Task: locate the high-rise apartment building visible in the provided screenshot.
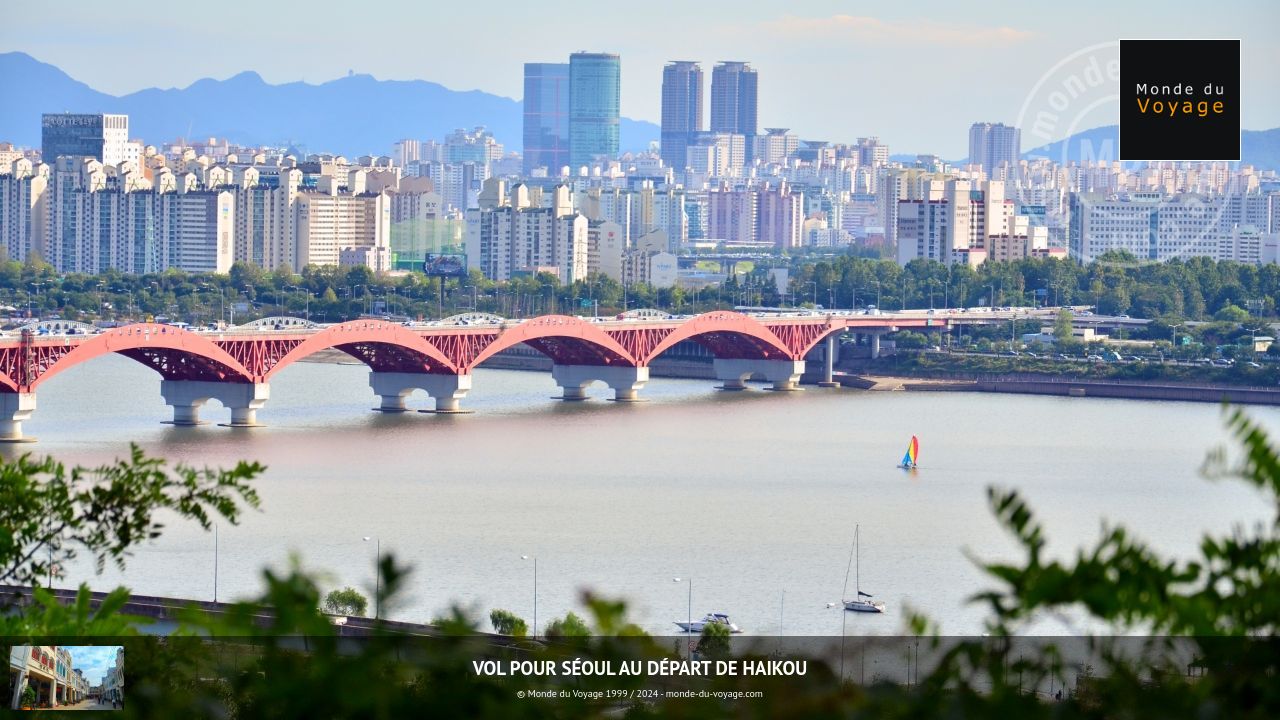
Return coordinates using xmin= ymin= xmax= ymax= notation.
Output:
xmin=660 ymin=61 xmax=703 ymax=172
xmin=968 ymin=122 xmax=1021 ymax=175
xmin=0 ymin=159 xmax=50 ymax=263
xmin=568 ymin=52 xmax=621 ymax=169
xmin=294 ymin=187 xmax=391 ymax=271
xmin=41 ymin=113 xmax=130 ymax=165
xmin=465 ymin=179 xmax=588 ymax=283
xmin=523 ymin=63 xmax=571 ymax=175
xmin=710 ymin=62 xmax=758 ymax=165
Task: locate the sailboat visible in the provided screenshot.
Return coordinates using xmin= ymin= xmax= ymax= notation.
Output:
xmin=899 ymin=435 xmax=919 ymax=469
xmin=842 ymin=524 xmax=886 ymax=614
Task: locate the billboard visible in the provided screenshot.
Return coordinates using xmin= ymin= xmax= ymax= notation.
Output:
xmin=423 ymin=253 xmax=468 ymax=277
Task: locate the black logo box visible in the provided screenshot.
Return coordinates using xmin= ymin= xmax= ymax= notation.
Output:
xmin=1119 ymin=39 xmax=1240 ymax=161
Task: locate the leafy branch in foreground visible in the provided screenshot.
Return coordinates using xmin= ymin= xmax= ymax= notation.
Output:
xmin=974 ymin=405 xmax=1279 ymax=636
xmin=0 ymin=443 xmax=263 ymax=589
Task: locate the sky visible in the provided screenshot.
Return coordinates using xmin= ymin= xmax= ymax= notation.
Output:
xmin=3 ymin=0 xmax=1278 ymax=157
xmin=62 ymin=645 xmax=119 ymax=686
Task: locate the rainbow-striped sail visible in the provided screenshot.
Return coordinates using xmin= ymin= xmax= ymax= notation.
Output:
xmin=900 ymin=435 xmax=919 ymax=468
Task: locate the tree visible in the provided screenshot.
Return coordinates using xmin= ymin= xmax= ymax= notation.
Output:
xmin=544 ymin=611 xmax=590 ymax=638
xmin=1214 ymin=303 xmax=1249 ymax=323
xmin=488 ymin=608 xmax=528 ymax=637
xmin=0 ymin=445 xmax=262 ymax=590
xmin=321 ymin=587 xmax=369 ymax=617
xmin=1053 ymin=308 xmax=1074 ymax=342
xmin=697 ymin=620 xmax=731 ymax=659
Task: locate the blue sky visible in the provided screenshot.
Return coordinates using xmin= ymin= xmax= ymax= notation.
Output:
xmin=4 ymin=0 xmax=1277 ymax=156
xmin=62 ymin=645 xmax=119 ymax=686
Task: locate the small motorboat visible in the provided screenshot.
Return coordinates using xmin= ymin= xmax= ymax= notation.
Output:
xmin=674 ymin=613 xmax=743 ymax=634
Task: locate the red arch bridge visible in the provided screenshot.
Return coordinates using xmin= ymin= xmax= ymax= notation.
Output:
xmin=0 ymin=308 xmax=977 ymax=441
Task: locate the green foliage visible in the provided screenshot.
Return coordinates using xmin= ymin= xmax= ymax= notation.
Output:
xmin=1053 ymin=308 xmax=1074 ymax=341
xmin=1214 ymin=303 xmax=1250 ymax=323
xmin=544 ymin=611 xmax=590 ymax=639
xmin=0 ymin=444 xmax=263 ymax=589
xmin=322 ymin=587 xmax=369 ymax=617
xmin=488 ymin=608 xmax=528 ymax=637
xmin=20 ymin=684 xmax=35 ymax=707
xmin=696 ymin=621 xmax=731 ymax=659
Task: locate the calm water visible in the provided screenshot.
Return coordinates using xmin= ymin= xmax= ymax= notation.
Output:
xmin=7 ymin=354 xmax=1274 ymax=636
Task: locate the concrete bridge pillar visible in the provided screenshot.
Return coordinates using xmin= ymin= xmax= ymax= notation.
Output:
xmin=818 ymin=335 xmax=840 ymax=387
xmin=160 ymin=380 xmax=270 ymax=427
xmin=870 ymin=332 xmax=883 ymax=359
xmin=0 ymin=392 xmax=37 ymax=442
xmin=369 ymin=372 xmax=473 ymax=413
xmin=551 ymin=364 xmax=649 ymax=401
xmin=713 ymin=358 xmax=806 ymax=391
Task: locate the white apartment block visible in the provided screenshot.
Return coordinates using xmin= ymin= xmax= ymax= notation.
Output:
xmin=0 ymin=159 xmax=49 ymax=262
xmin=295 ymin=189 xmax=390 ymax=271
xmin=465 ymin=180 xmax=587 ymax=283
xmin=1069 ymin=191 xmax=1273 ymax=263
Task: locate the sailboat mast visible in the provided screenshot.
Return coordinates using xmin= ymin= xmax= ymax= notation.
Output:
xmin=855 ymin=524 xmax=860 ymax=595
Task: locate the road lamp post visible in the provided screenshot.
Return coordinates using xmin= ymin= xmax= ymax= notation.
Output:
xmin=363 ymin=536 xmax=381 ymax=619
xmin=521 ymin=555 xmax=537 ymax=639
xmin=673 ymin=577 xmax=692 ymax=641
xmin=213 ymin=523 xmax=219 ymax=603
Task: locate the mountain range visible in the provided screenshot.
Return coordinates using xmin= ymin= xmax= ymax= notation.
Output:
xmin=2 ymin=52 xmax=1276 ymax=170
xmin=0 ymin=51 xmax=659 ymax=157
xmin=1022 ymin=125 xmax=1280 ymax=171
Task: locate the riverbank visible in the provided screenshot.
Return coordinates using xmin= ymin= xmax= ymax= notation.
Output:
xmin=299 ymin=348 xmax=1280 ymax=405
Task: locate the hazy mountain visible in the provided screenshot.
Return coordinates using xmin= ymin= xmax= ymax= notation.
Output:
xmin=0 ymin=52 xmax=659 ymax=156
xmin=1023 ymin=124 xmax=1280 ymax=171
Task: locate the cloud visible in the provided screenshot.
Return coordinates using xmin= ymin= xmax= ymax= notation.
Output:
xmin=62 ymin=645 xmax=121 ymax=686
xmin=754 ymin=14 xmax=1034 ymax=48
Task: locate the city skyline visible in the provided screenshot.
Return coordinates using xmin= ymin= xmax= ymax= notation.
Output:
xmin=4 ymin=1 xmax=1278 ymax=158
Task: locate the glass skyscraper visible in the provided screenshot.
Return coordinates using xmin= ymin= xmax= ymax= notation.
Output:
xmin=710 ymin=62 xmax=758 ymax=163
xmin=568 ymin=52 xmax=621 ymax=169
xmin=523 ymin=63 xmax=570 ymax=175
xmin=660 ymin=61 xmax=703 ymax=172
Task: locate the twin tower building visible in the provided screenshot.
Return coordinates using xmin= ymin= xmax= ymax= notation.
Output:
xmin=522 ymin=55 xmax=758 ymax=177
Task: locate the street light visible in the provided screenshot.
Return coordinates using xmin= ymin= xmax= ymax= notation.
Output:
xmin=521 ymin=555 xmax=537 ymax=639
xmin=363 ymin=536 xmax=381 ymax=619
xmin=213 ymin=524 xmax=219 ymax=603
xmin=673 ymin=577 xmax=692 ymax=639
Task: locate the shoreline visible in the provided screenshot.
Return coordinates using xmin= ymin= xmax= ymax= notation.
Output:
xmin=299 ymin=349 xmax=1280 ymax=405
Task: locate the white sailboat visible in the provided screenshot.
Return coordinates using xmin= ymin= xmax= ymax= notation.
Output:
xmin=843 ymin=524 xmax=885 ymax=614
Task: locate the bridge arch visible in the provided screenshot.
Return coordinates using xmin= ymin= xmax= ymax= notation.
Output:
xmin=261 ymin=319 xmax=461 ymax=379
xmin=467 ymin=315 xmax=637 ymax=370
xmin=638 ymin=311 xmax=793 ymax=364
xmin=19 ymin=323 xmax=254 ymax=392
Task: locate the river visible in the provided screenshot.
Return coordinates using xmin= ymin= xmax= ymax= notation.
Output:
xmin=5 ymin=354 xmax=1274 ymax=637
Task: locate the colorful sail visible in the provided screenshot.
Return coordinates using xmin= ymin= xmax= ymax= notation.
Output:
xmin=901 ymin=435 xmax=919 ymax=467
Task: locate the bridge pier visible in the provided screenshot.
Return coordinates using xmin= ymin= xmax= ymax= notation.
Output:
xmin=369 ymin=372 xmax=473 ymax=413
xmin=160 ymin=380 xmax=270 ymax=427
xmin=818 ymin=335 xmax=840 ymax=387
xmin=0 ymin=392 xmax=37 ymax=442
xmin=870 ymin=332 xmax=882 ymax=359
xmin=551 ymin=364 xmax=649 ymax=401
xmin=714 ymin=358 xmax=805 ymax=391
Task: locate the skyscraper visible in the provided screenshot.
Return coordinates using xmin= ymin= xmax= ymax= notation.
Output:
xmin=41 ymin=113 xmax=130 ymax=165
xmin=710 ymin=62 xmax=758 ymax=164
xmin=568 ymin=52 xmax=621 ymax=169
xmin=523 ymin=63 xmax=570 ymax=175
xmin=968 ymin=122 xmax=1021 ymax=175
xmin=660 ymin=61 xmax=703 ymax=172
